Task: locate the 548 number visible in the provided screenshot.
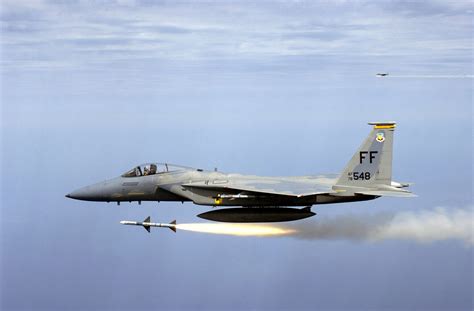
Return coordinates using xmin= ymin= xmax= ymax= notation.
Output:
xmin=351 ymin=172 xmax=371 ymax=180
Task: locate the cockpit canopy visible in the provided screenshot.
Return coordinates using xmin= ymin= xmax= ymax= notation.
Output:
xmin=121 ymin=163 xmax=192 ymax=177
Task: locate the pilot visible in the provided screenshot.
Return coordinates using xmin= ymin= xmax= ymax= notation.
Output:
xmin=149 ymin=164 xmax=157 ymax=175
xmin=143 ymin=166 xmax=150 ymax=176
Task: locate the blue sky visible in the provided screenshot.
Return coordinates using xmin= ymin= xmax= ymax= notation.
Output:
xmin=1 ymin=1 xmax=473 ymax=310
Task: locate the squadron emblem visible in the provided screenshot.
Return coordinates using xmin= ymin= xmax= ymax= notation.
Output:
xmin=376 ymin=132 xmax=385 ymax=142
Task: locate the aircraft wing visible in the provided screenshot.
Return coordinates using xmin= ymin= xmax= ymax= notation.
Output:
xmin=182 ymin=179 xmax=332 ymax=197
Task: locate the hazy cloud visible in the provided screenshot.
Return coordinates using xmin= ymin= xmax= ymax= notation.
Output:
xmin=1 ymin=1 xmax=472 ymax=72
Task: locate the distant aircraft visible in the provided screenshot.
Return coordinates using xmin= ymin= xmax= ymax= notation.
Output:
xmin=66 ymin=122 xmax=414 ymax=225
xmin=376 ymin=73 xmax=389 ymax=77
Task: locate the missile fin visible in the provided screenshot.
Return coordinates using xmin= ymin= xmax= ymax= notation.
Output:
xmin=142 ymin=216 xmax=151 ymax=233
xmin=169 ymin=220 xmax=177 ymax=233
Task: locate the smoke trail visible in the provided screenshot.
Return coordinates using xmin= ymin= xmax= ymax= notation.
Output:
xmin=284 ymin=207 xmax=473 ymax=245
xmin=384 ymin=75 xmax=473 ymax=79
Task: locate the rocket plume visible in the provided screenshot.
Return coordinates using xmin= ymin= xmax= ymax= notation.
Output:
xmin=176 ymin=223 xmax=296 ymax=237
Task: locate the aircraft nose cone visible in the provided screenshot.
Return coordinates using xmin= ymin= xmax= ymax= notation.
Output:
xmin=66 ymin=183 xmax=106 ymax=201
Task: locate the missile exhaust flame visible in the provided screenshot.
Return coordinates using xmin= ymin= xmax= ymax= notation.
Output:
xmin=175 ymin=223 xmax=296 ymax=237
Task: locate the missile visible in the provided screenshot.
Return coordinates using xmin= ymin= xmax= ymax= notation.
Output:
xmin=217 ymin=193 xmax=255 ymax=200
xmin=120 ymin=216 xmax=176 ymax=233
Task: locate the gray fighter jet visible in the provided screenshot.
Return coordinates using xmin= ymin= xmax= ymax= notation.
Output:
xmin=66 ymin=122 xmax=414 ymax=223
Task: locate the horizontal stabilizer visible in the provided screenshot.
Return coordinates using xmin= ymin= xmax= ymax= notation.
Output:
xmin=356 ymin=190 xmax=417 ymax=198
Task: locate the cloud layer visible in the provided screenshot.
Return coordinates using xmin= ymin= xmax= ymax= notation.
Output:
xmin=1 ymin=1 xmax=472 ymax=73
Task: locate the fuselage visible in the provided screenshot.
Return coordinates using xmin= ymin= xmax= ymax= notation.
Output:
xmin=66 ymin=164 xmax=377 ymax=207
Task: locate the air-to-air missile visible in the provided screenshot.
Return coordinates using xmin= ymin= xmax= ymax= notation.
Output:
xmin=120 ymin=216 xmax=176 ymax=232
xmin=197 ymin=207 xmax=316 ymax=223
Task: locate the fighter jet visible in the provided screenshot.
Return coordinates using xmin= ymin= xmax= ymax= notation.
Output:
xmin=66 ymin=122 xmax=414 ymax=223
xmin=376 ymin=73 xmax=389 ymax=77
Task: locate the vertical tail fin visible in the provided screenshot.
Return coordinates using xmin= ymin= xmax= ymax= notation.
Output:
xmin=335 ymin=122 xmax=395 ymax=188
